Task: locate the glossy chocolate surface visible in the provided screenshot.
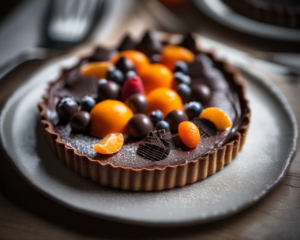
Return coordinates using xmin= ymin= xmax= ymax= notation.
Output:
xmin=44 ymin=35 xmax=249 ymax=169
xmin=70 ymin=111 xmax=91 ymax=133
xmin=190 ymin=84 xmax=211 ymax=106
xmin=125 ymin=93 xmax=148 ymax=114
xmin=164 ymin=110 xmax=189 ymax=133
xmin=127 ymin=114 xmax=154 ymax=139
xmin=97 ymin=80 xmax=120 ymax=102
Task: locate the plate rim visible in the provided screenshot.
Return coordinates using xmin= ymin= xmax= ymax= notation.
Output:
xmin=0 ymin=57 xmax=298 ymax=227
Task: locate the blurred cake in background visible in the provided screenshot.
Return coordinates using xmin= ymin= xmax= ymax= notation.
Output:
xmin=223 ymin=0 xmax=300 ymax=29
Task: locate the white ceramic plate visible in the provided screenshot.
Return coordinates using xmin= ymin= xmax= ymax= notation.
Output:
xmin=0 ymin=55 xmax=297 ymax=227
xmin=193 ymin=0 xmax=300 ymax=42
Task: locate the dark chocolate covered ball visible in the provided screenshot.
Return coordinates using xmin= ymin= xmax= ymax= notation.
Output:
xmin=70 ymin=111 xmax=91 ymax=133
xmin=80 ymin=96 xmax=96 ymax=112
xmin=115 ymin=56 xmax=136 ymax=75
xmin=164 ymin=110 xmax=188 ymax=132
xmin=127 ymin=114 xmax=154 ymax=139
xmin=125 ymin=93 xmax=148 ymax=114
xmin=56 ymin=97 xmax=78 ymax=123
xmin=97 ymin=80 xmax=121 ymax=102
xmin=190 ymin=84 xmax=211 ymax=105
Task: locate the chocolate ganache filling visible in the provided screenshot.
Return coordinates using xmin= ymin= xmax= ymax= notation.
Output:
xmin=43 ymin=33 xmax=249 ymax=169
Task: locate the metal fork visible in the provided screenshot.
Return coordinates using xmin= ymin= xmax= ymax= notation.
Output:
xmin=47 ymin=0 xmax=99 ymax=44
xmin=0 ymin=0 xmax=103 ymax=80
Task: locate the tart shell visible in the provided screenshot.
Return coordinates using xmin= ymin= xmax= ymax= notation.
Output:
xmin=38 ymin=39 xmax=250 ymax=191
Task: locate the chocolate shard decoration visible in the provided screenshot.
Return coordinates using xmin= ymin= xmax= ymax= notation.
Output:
xmin=89 ymin=47 xmax=116 ymax=62
xmin=160 ymin=131 xmax=176 ymax=150
xmin=191 ymin=118 xmax=217 ymax=137
xmin=135 ymin=31 xmax=162 ymax=57
xmin=137 ymin=130 xmax=171 ymax=161
xmin=188 ymin=59 xmax=205 ymax=79
xmin=188 ymin=54 xmax=228 ymax=91
xmin=117 ymin=34 xmax=136 ymax=52
xmin=188 ymin=54 xmax=213 ymax=78
xmin=56 ymin=70 xmax=98 ymax=102
xmin=179 ymin=32 xmax=197 ymax=53
xmin=148 ymin=129 xmax=176 ymax=149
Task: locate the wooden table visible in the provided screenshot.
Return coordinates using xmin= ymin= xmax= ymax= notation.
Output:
xmin=0 ymin=11 xmax=300 ymax=240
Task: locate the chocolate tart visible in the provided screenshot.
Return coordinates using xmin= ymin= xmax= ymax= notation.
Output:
xmin=38 ymin=32 xmax=250 ymax=191
xmin=223 ymin=0 xmax=300 ymax=29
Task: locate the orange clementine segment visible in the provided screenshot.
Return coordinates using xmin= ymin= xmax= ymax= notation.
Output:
xmin=93 ymin=133 xmax=124 ymax=154
xmin=90 ymin=100 xmax=133 ymax=138
xmin=178 ymin=121 xmax=200 ymax=148
xmin=139 ymin=63 xmax=173 ymax=94
xmin=111 ymin=50 xmax=149 ymax=74
xmin=160 ymin=45 xmax=194 ymax=70
xmin=200 ymin=107 xmax=231 ymax=131
xmin=80 ymin=61 xmax=112 ymax=79
xmin=147 ymin=87 xmax=183 ymax=116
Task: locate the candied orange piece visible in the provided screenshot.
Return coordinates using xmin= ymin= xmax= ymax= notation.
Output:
xmin=93 ymin=133 xmax=124 ymax=154
xmin=111 ymin=50 xmax=149 ymax=74
xmin=80 ymin=61 xmax=112 ymax=79
xmin=160 ymin=45 xmax=194 ymax=70
xmin=200 ymin=107 xmax=231 ymax=131
xmin=139 ymin=63 xmax=173 ymax=94
xmin=90 ymin=100 xmax=133 ymax=138
xmin=147 ymin=87 xmax=183 ymax=116
xmin=178 ymin=121 xmax=200 ymax=148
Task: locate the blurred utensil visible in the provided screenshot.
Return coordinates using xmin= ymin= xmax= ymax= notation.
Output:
xmin=0 ymin=0 xmax=104 ymax=80
xmin=45 ymin=0 xmax=102 ymax=48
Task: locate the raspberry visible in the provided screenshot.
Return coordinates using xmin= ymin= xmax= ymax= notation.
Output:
xmin=121 ymin=76 xmax=145 ymax=102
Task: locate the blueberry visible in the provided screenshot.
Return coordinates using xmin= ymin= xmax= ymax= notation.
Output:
xmin=184 ymin=101 xmax=203 ymax=120
xmin=156 ymin=120 xmax=170 ymax=132
xmin=176 ymin=83 xmax=191 ymax=104
xmin=150 ymin=110 xmax=164 ymax=125
xmin=105 ymin=66 xmax=116 ymax=79
xmin=173 ymin=72 xmax=191 ymax=88
xmin=106 ymin=66 xmax=124 ymax=85
xmin=56 ymin=97 xmax=78 ymax=123
xmin=126 ymin=70 xmax=136 ymax=80
xmin=80 ymin=96 xmax=96 ymax=112
xmin=173 ymin=61 xmax=188 ymax=74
